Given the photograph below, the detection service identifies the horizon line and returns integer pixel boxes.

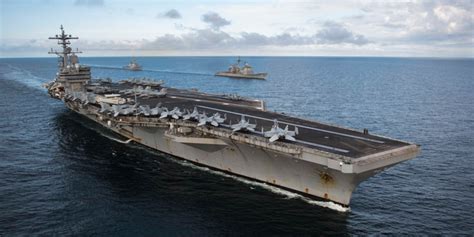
[1,55,473,60]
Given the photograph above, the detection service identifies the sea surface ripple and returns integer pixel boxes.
[0,57,473,235]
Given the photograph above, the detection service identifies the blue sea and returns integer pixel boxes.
[0,56,473,235]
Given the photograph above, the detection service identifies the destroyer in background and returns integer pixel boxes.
[123,58,142,71]
[45,26,420,206]
[215,57,267,80]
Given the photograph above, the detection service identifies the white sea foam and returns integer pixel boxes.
[100,133,133,144]
[3,64,48,90]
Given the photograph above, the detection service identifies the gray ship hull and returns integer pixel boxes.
[67,102,418,206]
[122,66,142,71]
[215,72,267,80]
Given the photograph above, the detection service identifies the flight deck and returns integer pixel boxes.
[88,80,409,158]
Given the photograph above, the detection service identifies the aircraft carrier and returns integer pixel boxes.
[45,26,420,206]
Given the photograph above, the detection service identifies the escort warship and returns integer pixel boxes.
[215,57,268,80]
[123,58,142,71]
[45,26,420,206]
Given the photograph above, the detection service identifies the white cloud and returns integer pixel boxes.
[358,0,473,45]
[140,23,367,52]
[143,29,233,50]
[160,9,182,19]
[315,21,370,45]
[201,12,231,30]
[1,0,472,57]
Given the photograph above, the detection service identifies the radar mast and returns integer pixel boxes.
[48,25,82,70]
[47,26,91,92]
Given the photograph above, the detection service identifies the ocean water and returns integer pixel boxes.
[0,56,473,235]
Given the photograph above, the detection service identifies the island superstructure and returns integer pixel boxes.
[45,26,420,206]
[215,57,268,80]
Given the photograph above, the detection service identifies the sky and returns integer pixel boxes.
[0,0,473,57]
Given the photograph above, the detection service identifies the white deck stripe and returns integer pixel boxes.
[218,124,350,153]
[293,140,350,153]
[197,105,385,144]
[170,95,263,110]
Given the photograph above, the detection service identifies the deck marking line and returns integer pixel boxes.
[217,124,349,153]
[197,105,385,144]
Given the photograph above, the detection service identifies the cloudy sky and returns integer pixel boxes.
[1,0,473,57]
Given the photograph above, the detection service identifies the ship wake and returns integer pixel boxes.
[2,64,48,90]
[88,64,213,76]
[100,133,134,144]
